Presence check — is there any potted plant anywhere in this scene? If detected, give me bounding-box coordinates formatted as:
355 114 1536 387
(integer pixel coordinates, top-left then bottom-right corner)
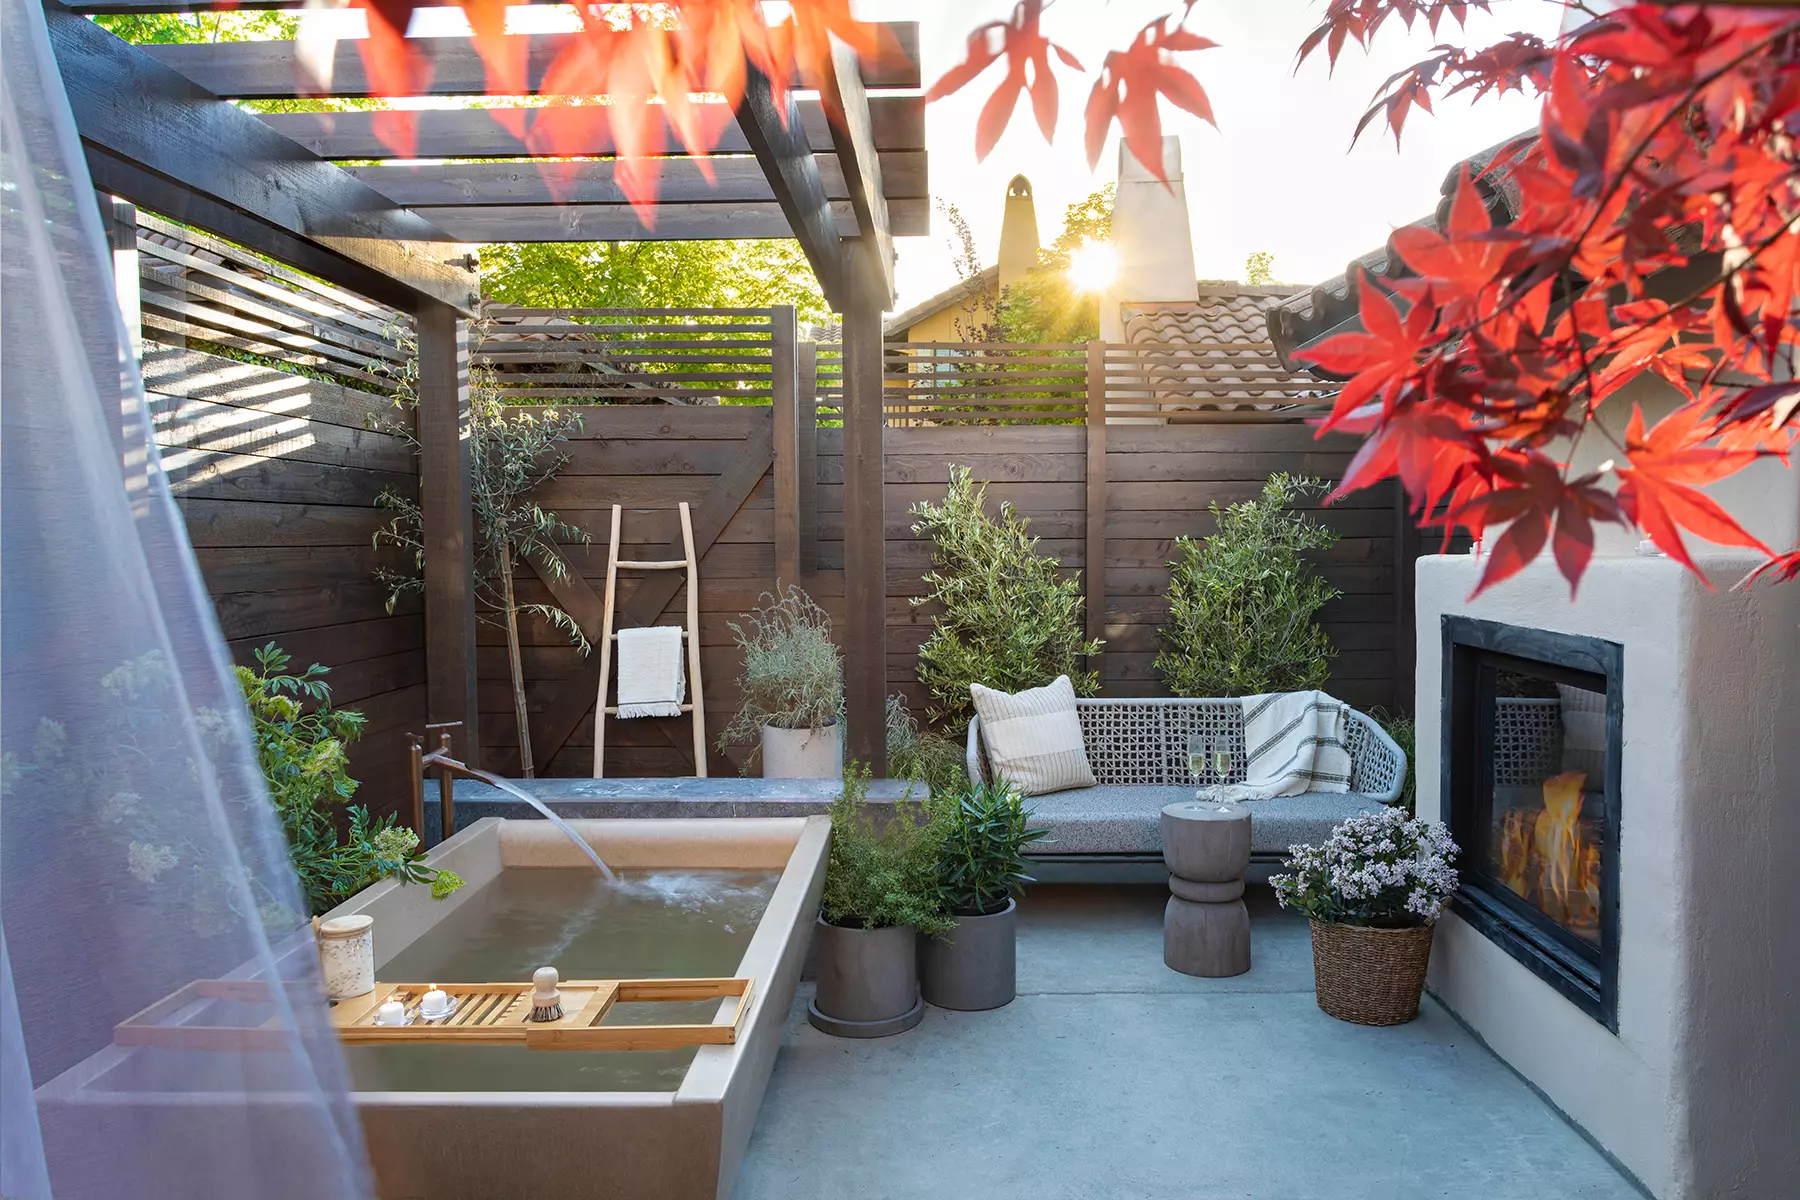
1271 807 1459 1026
919 779 1048 1011
809 766 952 1037
719 586 844 778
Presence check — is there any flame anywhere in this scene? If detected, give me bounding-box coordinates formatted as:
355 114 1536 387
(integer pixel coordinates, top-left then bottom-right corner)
1496 769 1601 938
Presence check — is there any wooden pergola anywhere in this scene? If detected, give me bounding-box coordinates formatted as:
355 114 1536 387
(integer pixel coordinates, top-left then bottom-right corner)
47 1 927 771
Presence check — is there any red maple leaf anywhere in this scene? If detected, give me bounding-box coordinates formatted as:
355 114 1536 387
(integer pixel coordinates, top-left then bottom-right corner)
1614 404 1770 576
1298 272 1439 427
1084 17 1218 180
1389 167 1513 325
1448 453 1624 596
926 0 1082 159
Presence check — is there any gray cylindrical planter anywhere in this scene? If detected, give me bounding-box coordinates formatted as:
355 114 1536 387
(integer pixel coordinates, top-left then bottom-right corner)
808 918 923 1037
919 897 1017 1011
761 722 843 779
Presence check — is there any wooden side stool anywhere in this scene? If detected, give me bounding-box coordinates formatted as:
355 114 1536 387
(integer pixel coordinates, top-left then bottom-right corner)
1161 800 1252 978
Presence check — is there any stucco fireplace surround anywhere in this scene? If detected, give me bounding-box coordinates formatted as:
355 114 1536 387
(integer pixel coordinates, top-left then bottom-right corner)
1414 551 1798 1200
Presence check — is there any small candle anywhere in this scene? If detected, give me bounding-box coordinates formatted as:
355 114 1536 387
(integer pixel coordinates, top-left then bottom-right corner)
375 1000 406 1026
420 988 451 1020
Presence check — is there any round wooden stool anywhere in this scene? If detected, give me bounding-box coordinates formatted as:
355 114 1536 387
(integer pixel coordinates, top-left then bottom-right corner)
1161 799 1252 978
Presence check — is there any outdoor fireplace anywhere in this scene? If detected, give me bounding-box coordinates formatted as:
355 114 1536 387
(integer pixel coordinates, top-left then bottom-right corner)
1441 617 1621 1029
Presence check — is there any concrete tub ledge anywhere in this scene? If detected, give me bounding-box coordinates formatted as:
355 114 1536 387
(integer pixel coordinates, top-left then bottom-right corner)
427 777 922 844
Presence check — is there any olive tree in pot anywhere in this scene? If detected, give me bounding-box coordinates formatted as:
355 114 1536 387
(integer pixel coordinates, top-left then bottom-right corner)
919 780 1048 1011
719 587 843 778
809 767 952 1038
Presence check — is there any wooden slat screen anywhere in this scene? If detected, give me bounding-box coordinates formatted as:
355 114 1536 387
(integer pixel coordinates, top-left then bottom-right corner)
136 210 414 394
475 305 784 405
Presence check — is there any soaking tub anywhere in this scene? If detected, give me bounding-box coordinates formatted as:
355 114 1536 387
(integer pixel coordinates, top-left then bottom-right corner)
35 816 829 1200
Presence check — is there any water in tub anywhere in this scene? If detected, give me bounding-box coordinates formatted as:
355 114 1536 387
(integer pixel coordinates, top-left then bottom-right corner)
346 867 778 1092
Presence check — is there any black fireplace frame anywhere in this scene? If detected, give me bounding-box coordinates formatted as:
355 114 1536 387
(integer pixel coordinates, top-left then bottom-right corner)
1441 616 1623 1031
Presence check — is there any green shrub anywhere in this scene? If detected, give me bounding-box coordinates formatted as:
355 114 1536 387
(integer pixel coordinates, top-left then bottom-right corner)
1370 707 1417 815
241 644 461 915
1155 474 1341 698
718 587 843 766
885 694 967 796
821 765 953 934
931 779 1049 917
908 467 1101 726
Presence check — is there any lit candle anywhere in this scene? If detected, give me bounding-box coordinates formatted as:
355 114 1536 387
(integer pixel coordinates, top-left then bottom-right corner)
420 988 451 1020
375 1000 407 1026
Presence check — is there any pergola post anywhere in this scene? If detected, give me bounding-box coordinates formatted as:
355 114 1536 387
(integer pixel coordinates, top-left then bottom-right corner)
840 252 887 774
416 299 481 766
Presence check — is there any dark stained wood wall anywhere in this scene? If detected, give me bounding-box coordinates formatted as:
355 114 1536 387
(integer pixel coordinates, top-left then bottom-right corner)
491 406 1405 779
146 346 426 817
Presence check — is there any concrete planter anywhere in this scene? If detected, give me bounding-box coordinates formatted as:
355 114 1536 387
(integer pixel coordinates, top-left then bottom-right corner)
919 897 1017 1011
807 918 923 1037
761 722 842 779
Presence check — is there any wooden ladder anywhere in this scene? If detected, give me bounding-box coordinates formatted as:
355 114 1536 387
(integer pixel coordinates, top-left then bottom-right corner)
592 502 707 778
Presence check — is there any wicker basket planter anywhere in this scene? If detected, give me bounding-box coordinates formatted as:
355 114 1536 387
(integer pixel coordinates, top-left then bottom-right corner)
1308 919 1436 1026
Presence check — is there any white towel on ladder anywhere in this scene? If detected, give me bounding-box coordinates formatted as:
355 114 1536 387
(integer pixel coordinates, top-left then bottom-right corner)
1220 690 1354 801
614 627 686 718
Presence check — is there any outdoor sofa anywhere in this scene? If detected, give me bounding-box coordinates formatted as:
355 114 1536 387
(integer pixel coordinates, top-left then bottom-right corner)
966 697 1408 862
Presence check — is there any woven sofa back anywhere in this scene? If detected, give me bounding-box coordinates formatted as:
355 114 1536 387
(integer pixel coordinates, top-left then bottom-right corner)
975 698 1397 795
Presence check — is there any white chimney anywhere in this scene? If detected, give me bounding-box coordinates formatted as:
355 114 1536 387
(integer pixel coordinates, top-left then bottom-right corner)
1101 136 1198 343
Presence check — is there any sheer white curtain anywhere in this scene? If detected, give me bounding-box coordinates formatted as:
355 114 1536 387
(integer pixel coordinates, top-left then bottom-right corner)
1 0 371 1194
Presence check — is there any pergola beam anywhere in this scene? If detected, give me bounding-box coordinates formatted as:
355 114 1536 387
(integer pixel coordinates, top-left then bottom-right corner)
344 153 927 208
398 199 926 244
45 5 477 314
823 35 896 305
142 24 920 98
734 63 844 307
260 97 925 161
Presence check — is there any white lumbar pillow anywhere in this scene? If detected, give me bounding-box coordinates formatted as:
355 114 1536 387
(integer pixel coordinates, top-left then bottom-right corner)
970 675 1096 796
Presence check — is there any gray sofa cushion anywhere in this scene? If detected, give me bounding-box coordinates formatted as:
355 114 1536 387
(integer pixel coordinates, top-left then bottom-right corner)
1022 785 1386 856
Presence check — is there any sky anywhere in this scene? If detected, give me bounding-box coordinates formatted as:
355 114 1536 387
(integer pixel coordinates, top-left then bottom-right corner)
870 0 1568 313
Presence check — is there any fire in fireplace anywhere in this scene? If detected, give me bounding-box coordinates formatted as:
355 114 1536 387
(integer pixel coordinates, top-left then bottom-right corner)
1442 617 1622 1029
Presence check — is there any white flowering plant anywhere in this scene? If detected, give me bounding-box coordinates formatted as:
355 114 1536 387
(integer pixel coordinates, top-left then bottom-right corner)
1271 807 1459 928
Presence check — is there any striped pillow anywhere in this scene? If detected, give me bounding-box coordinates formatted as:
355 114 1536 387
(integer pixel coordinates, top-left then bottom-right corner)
970 675 1096 796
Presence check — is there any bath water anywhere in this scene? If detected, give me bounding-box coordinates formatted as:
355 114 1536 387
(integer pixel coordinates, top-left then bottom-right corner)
345 867 778 1093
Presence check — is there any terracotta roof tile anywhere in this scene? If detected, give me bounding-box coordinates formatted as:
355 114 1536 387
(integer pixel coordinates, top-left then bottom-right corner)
1121 283 1335 410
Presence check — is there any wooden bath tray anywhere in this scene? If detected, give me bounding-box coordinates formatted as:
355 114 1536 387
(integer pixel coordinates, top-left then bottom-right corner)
330 977 755 1052
112 977 753 1054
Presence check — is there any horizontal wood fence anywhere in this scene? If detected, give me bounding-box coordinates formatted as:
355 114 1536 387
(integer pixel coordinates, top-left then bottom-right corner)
132 205 425 816
475 305 796 405
486 396 1411 779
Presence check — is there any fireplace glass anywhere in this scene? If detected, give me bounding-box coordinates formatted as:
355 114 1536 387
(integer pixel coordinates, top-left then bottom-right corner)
1443 617 1621 1028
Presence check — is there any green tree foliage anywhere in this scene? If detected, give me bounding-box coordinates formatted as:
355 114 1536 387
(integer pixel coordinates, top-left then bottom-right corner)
240 645 461 916
909 467 1101 726
1155 474 1341 698
821 766 953 933
94 13 373 115
1000 185 1115 345
480 241 829 324
1245 251 1278 286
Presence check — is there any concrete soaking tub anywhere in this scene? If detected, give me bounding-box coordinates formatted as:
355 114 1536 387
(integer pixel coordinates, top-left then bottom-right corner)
36 816 828 1200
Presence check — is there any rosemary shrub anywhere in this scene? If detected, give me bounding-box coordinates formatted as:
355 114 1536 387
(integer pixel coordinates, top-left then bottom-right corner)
821 766 953 934
718 587 843 765
909 467 1101 726
1155 474 1341 698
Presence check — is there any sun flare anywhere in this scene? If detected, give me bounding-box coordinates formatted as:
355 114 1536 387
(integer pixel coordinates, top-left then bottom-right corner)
1066 242 1118 293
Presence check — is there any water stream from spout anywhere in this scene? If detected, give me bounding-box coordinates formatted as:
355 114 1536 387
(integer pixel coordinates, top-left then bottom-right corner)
460 767 617 881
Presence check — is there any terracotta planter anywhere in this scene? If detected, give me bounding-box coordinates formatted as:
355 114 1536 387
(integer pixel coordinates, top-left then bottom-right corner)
920 897 1017 1011
761 722 842 779
807 918 923 1037
1309 919 1436 1026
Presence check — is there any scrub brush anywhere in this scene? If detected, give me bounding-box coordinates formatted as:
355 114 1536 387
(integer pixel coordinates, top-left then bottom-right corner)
529 966 563 1022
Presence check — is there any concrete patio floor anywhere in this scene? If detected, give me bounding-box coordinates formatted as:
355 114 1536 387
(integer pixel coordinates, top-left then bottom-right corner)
731 885 1645 1200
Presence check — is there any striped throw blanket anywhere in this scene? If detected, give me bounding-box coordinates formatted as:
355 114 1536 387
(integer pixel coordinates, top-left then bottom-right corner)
1219 691 1353 802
